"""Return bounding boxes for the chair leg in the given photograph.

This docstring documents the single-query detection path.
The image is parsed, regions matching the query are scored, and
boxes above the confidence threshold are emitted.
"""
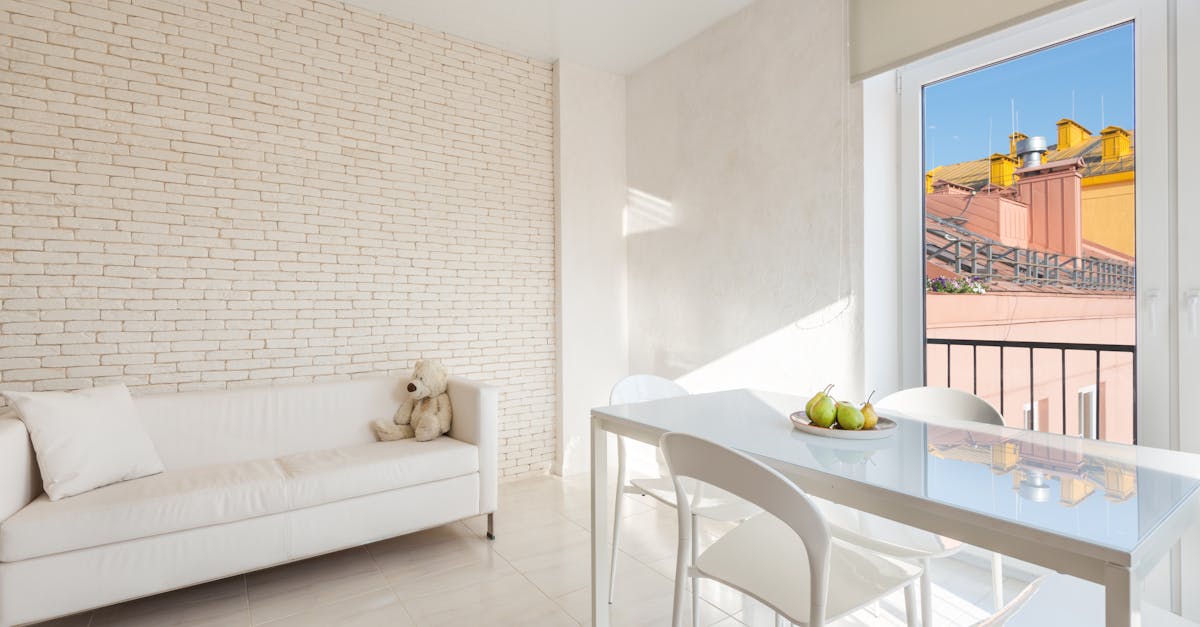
[904,582,920,627]
[991,552,1004,610]
[671,520,690,627]
[920,559,933,627]
[486,513,494,540]
[690,513,699,627]
[609,436,627,604]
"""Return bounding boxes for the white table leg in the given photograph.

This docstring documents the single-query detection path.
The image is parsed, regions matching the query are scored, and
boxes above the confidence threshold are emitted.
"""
[1105,562,1140,627]
[591,418,611,627]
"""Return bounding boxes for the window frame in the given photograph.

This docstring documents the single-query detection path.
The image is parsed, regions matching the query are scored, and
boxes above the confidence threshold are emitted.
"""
[893,0,1170,450]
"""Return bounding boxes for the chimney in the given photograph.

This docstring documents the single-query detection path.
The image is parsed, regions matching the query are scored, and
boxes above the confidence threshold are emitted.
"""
[1015,136,1048,168]
[1100,126,1131,162]
[1015,158,1084,256]
[1009,132,1028,157]
[990,153,1018,187]
[1056,118,1092,151]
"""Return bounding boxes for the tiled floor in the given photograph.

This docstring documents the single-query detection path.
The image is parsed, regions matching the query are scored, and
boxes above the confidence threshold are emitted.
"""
[32,474,1035,627]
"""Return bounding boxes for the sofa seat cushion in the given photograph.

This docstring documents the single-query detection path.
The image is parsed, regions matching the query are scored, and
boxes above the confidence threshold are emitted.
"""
[0,459,288,562]
[278,437,479,510]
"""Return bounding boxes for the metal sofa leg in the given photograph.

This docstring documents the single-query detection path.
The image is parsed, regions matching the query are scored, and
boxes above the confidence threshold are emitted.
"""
[487,512,495,540]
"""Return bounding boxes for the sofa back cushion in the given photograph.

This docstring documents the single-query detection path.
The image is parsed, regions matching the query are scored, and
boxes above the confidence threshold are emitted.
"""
[135,377,405,470]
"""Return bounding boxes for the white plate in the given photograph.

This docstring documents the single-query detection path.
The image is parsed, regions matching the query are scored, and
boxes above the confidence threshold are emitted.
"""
[788,411,897,440]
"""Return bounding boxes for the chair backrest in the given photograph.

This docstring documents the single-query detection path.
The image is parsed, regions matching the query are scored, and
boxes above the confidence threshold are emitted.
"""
[877,386,1004,426]
[609,374,688,405]
[660,432,832,627]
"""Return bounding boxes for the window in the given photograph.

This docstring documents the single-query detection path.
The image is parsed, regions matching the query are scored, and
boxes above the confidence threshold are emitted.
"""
[921,24,1135,442]
[889,0,1171,446]
[1078,384,1098,439]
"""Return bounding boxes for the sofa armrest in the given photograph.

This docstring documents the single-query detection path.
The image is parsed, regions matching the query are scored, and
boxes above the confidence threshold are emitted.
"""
[446,376,499,514]
[0,412,41,523]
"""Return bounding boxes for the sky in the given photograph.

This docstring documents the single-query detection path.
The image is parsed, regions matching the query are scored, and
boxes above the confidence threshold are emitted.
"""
[923,23,1134,169]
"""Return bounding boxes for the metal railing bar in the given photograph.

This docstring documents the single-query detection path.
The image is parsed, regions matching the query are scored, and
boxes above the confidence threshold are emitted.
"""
[1060,348,1066,436]
[927,338,1135,353]
[1095,350,1101,440]
[972,344,978,395]
[999,346,1005,417]
[1029,347,1034,430]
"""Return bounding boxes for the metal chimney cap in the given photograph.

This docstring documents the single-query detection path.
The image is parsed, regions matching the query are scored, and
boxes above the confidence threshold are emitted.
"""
[1016,136,1048,155]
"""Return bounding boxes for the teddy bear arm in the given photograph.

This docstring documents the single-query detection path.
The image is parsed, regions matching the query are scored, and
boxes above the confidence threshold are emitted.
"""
[436,394,452,434]
[392,398,415,425]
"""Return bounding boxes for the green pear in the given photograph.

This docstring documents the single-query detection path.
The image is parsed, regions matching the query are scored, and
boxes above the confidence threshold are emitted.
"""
[809,395,838,428]
[805,384,834,417]
[860,390,878,430]
[836,401,865,430]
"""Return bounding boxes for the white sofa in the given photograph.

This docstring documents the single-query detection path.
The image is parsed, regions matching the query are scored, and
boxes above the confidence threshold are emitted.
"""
[0,375,498,627]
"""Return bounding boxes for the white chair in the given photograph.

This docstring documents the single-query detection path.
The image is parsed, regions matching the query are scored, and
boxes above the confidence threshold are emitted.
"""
[607,375,758,603]
[820,386,1007,626]
[977,573,1197,626]
[660,432,923,627]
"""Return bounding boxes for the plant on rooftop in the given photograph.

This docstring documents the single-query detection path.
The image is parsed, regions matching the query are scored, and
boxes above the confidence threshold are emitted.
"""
[926,276,987,294]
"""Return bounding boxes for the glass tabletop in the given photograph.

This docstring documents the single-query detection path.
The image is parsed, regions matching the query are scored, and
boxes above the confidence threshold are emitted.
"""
[592,388,1200,555]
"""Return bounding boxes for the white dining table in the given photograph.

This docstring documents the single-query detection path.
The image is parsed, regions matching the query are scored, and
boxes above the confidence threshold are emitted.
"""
[589,389,1200,627]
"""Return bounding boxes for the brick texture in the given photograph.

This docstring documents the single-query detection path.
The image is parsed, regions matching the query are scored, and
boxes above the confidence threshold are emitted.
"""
[0,0,556,477]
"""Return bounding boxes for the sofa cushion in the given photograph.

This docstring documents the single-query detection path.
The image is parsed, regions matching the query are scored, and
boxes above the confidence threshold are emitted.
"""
[0,459,288,562]
[3,384,164,501]
[278,437,479,510]
[135,376,405,471]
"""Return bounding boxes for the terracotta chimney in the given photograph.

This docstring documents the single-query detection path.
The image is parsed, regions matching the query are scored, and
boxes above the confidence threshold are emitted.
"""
[1014,158,1085,256]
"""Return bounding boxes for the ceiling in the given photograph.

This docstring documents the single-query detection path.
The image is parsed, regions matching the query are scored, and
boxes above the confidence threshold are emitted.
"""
[343,0,755,75]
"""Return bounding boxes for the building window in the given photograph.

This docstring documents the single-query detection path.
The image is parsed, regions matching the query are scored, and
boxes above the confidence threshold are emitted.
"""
[1078,385,1098,439]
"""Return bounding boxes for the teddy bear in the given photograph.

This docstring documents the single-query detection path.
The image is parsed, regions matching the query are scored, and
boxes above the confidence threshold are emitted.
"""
[373,359,453,442]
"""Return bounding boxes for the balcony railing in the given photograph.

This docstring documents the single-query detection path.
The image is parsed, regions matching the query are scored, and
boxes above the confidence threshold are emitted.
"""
[925,224,1136,292]
[926,338,1137,443]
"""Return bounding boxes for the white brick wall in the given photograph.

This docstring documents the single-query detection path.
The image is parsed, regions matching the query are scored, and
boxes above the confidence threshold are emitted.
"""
[0,0,557,477]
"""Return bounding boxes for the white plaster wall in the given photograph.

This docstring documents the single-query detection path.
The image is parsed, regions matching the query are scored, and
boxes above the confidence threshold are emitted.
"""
[625,0,865,400]
[554,61,628,476]
[862,71,903,398]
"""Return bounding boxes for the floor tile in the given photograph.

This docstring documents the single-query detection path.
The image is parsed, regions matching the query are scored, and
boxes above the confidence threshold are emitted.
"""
[368,522,517,601]
[400,572,578,627]
[91,575,249,627]
[484,514,591,565]
[557,555,732,627]
[247,547,387,625]
[257,588,414,627]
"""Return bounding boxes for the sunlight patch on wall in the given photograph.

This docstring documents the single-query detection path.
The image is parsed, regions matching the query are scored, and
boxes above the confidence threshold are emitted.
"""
[675,297,857,395]
[624,188,678,236]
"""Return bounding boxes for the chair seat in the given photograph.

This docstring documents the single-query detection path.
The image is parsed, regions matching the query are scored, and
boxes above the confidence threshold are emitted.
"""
[817,499,961,559]
[695,512,923,625]
[981,574,1197,626]
[629,476,759,522]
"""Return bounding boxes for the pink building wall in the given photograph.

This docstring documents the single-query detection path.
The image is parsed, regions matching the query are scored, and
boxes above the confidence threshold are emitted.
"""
[926,190,1031,247]
[925,292,1135,444]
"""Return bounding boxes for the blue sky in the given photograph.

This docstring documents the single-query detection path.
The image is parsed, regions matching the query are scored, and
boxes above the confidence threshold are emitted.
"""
[923,23,1134,169]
